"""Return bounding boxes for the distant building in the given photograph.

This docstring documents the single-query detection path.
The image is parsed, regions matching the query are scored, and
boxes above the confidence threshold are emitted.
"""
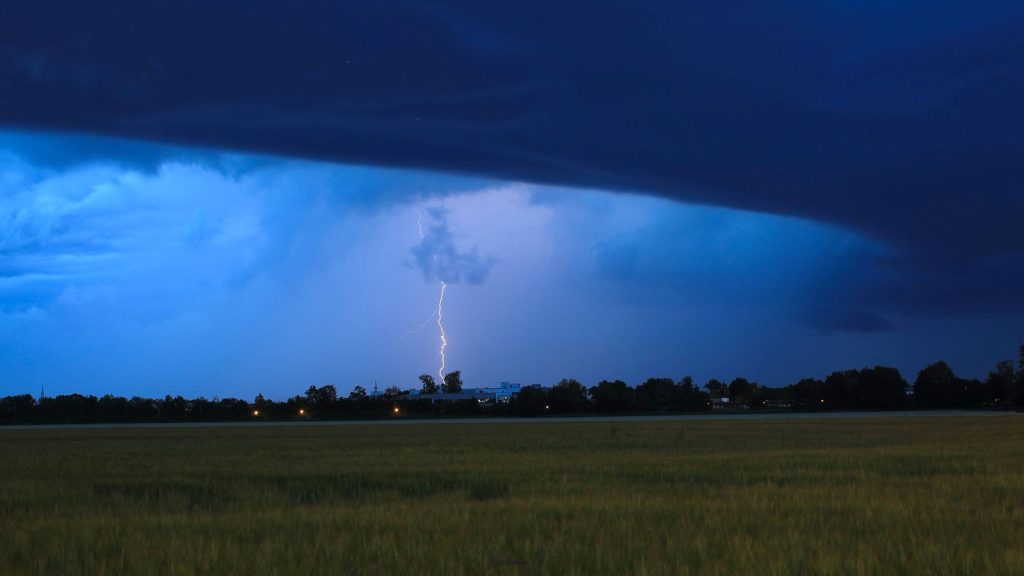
[414,391,496,404]
[460,382,522,402]
[412,381,533,404]
[712,397,749,409]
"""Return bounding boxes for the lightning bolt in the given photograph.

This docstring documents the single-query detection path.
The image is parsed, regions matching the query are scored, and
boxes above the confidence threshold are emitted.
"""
[437,281,448,383]
[416,206,450,384]
[388,309,438,352]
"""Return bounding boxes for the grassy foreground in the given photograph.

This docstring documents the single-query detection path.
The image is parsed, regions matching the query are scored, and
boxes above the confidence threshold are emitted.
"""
[2,416,1022,575]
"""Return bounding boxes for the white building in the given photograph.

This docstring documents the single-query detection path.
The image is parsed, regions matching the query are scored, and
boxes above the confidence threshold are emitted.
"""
[460,382,522,402]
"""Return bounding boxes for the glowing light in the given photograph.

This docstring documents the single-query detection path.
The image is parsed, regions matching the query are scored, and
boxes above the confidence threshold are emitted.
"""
[437,281,448,383]
[393,407,400,414]
[299,409,305,415]
[253,410,260,417]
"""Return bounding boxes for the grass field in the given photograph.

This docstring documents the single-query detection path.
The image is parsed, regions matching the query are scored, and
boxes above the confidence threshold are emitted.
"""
[2,416,1022,575]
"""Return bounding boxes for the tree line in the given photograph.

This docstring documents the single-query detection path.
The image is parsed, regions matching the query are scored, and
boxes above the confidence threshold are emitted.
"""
[2,347,1022,425]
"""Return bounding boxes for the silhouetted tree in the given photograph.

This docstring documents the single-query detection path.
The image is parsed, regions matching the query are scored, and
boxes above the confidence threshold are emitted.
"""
[349,386,367,400]
[253,393,272,416]
[986,361,1014,405]
[161,395,189,419]
[790,378,825,409]
[960,378,990,408]
[38,394,95,421]
[913,361,961,408]
[308,385,337,409]
[637,378,675,412]
[512,385,549,416]
[442,371,463,393]
[858,366,909,410]
[589,380,634,413]
[704,378,727,399]
[0,395,36,423]
[671,376,712,411]
[1016,345,1024,406]
[212,397,250,418]
[418,374,438,394]
[285,395,309,417]
[823,370,860,409]
[97,394,130,420]
[728,378,757,404]
[383,386,402,399]
[548,378,589,413]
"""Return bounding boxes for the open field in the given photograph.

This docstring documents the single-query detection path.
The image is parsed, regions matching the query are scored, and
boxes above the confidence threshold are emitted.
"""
[2,416,1023,575]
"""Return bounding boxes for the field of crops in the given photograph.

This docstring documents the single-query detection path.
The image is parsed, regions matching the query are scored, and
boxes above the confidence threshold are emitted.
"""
[2,415,1022,575]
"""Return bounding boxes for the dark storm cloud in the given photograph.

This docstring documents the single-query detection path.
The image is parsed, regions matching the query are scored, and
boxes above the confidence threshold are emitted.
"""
[0,131,183,172]
[2,1,1022,314]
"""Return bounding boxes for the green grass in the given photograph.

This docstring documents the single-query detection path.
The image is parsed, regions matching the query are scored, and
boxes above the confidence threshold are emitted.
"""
[2,416,1023,575]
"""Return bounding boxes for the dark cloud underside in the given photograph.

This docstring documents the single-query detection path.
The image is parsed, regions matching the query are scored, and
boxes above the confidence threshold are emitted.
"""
[2,1,1023,315]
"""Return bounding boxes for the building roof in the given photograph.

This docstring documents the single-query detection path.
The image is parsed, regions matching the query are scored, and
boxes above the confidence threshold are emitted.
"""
[413,392,496,401]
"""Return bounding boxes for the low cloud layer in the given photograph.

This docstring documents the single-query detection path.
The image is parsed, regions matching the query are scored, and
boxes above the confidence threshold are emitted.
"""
[1,1,1022,270]
[4,1,1019,317]
[1,137,1021,399]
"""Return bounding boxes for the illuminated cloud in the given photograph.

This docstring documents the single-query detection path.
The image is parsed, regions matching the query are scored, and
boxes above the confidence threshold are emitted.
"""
[410,208,495,285]
[1,135,1021,399]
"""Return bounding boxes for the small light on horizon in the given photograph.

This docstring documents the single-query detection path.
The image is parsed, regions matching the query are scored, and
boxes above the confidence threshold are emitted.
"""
[253,410,260,416]
[299,409,305,415]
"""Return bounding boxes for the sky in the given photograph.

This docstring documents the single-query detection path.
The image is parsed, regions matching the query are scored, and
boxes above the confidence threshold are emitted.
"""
[1,2,1022,398]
